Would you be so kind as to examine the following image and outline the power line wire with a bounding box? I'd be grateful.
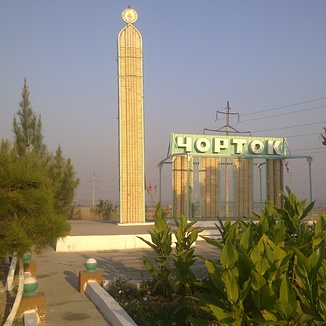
[253,120,326,133]
[240,105,326,123]
[291,147,326,152]
[286,133,320,138]
[242,96,326,117]
[291,149,326,155]
[201,97,326,134]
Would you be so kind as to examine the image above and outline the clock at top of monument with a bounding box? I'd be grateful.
[122,8,138,24]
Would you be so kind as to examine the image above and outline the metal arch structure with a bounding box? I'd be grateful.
[158,133,313,219]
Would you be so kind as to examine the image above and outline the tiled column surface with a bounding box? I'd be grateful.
[118,23,145,223]
[200,157,220,218]
[173,156,193,218]
[267,159,283,209]
[235,158,253,218]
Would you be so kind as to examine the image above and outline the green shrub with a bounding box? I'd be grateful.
[192,188,326,325]
[91,199,118,220]
[138,203,173,297]
[138,203,200,299]
[108,277,194,326]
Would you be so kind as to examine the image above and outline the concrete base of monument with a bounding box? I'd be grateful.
[55,220,221,252]
[17,292,46,324]
[55,233,154,252]
[55,220,154,252]
[117,222,154,226]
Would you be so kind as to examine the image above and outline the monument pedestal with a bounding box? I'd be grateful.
[79,271,103,294]
[17,292,46,324]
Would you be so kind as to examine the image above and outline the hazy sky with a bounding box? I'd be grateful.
[1,1,325,206]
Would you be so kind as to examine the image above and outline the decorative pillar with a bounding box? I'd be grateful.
[173,156,193,218]
[200,157,220,218]
[267,159,283,208]
[234,158,253,218]
[117,8,145,223]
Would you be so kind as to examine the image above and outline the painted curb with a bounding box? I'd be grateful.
[4,257,17,291]
[4,263,24,326]
[85,282,137,326]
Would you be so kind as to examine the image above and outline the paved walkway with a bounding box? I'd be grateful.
[33,220,221,325]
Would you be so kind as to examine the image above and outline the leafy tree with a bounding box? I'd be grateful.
[321,127,326,146]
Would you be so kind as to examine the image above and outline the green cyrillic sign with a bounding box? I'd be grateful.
[169,133,286,157]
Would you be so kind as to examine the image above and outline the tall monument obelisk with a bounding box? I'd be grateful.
[117,8,145,224]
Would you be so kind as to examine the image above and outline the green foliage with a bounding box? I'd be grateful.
[69,201,82,220]
[277,187,316,256]
[292,233,326,322]
[91,199,118,220]
[48,146,80,216]
[138,203,173,297]
[172,215,199,295]
[12,78,47,157]
[108,277,191,326]
[12,79,79,217]
[138,203,200,299]
[0,147,70,257]
[0,78,78,257]
[112,190,325,325]
[191,189,326,325]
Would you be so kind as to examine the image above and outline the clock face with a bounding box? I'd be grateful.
[122,8,138,24]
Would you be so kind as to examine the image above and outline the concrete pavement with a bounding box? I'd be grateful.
[32,220,221,325]
[34,248,110,326]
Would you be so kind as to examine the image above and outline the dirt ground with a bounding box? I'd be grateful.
[0,260,23,326]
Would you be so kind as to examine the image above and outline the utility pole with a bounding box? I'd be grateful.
[204,101,250,217]
[220,102,234,217]
[225,102,230,217]
[87,173,101,207]
[206,100,242,134]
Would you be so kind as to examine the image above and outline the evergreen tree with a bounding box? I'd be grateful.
[0,142,70,257]
[13,77,47,157]
[0,78,81,258]
[49,146,80,216]
[12,78,79,216]
[0,78,79,291]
